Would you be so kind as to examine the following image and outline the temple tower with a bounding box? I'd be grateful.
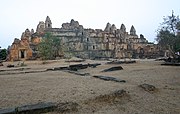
[104,22,111,32]
[130,25,136,35]
[120,24,126,33]
[45,16,52,28]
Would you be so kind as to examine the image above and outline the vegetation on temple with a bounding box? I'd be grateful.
[0,48,7,60]
[38,33,62,60]
[156,11,180,52]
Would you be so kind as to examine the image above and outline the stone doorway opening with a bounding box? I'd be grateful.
[19,50,26,59]
[21,50,25,58]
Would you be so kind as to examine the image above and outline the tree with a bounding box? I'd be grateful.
[38,33,62,60]
[156,11,180,52]
[0,49,7,60]
[162,11,179,34]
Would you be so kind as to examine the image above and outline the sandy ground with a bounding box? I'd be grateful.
[0,59,179,114]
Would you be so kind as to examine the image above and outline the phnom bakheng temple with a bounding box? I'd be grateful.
[8,16,163,61]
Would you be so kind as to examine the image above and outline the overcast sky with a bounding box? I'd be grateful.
[0,0,179,48]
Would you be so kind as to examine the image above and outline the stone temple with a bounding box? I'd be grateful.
[8,16,162,61]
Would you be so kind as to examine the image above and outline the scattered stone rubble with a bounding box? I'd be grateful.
[139,83,156,92]
[0,102,56,114]
[84,89,127,105]
[93,75,126,83]
[107,60,136,64]
[52,63,101,71]
[102,66,123,72]
[56,102,79,113]
[0,90,127,114]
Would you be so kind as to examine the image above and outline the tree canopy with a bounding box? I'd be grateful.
[38,33,62,60]
[0,48,7,60]
[156,11,180,52]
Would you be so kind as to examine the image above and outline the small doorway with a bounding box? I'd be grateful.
[21,50,25,58]
[19,50,26,59]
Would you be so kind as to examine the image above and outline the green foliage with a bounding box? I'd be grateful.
[156,11,180,52]
[174,35,180,51]
[156,30,176,48]
[0,49,7,60]
[38,33,62,60]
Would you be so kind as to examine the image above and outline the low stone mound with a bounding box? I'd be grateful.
[52,63,101,71]
[65,57,85,62]
[0,102,56,114]
[66,70,90,76]
[56,102,79,113]
[93,75,126,83]
[102,66,123,72]
[107,60,136,64]
[155,57,167,61]
[0,68,30,72]
[0,108,15,114]
[94,90,126,102]
[161,62,180,66]
[139,83,156,92]
[69,64,88,71]
[88,63,101,68]
[83,89,128,108]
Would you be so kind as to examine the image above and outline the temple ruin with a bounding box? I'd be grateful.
[8,16,162,61]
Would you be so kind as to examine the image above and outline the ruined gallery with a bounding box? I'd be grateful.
[9,16,162,61]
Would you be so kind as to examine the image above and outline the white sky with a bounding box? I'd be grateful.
[0,0,179,48]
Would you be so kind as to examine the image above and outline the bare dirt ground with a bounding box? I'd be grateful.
[0,59,180,114]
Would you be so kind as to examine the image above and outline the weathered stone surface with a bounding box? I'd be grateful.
[69,64,88,71]
[62,19,82,30]
[49,63,101,72]
[93,75,126,82]
[0,70,46,75]
[0,68,30,72]
[161,62,180,66]
[0,108,15,114]
[7,64,15,68]
[56,102,79,113]
[90,89,127,103]
[102,66,123,72]
[53,66,69,71]
[17,102,56,114]
[46,68,54,71]
[36,21,45,33]
[65,59,85,62]
[0,102,56,114]
[88,63,101,68]
[139,83,156,92]
[107,60,136,64]
[66,70,90,76]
